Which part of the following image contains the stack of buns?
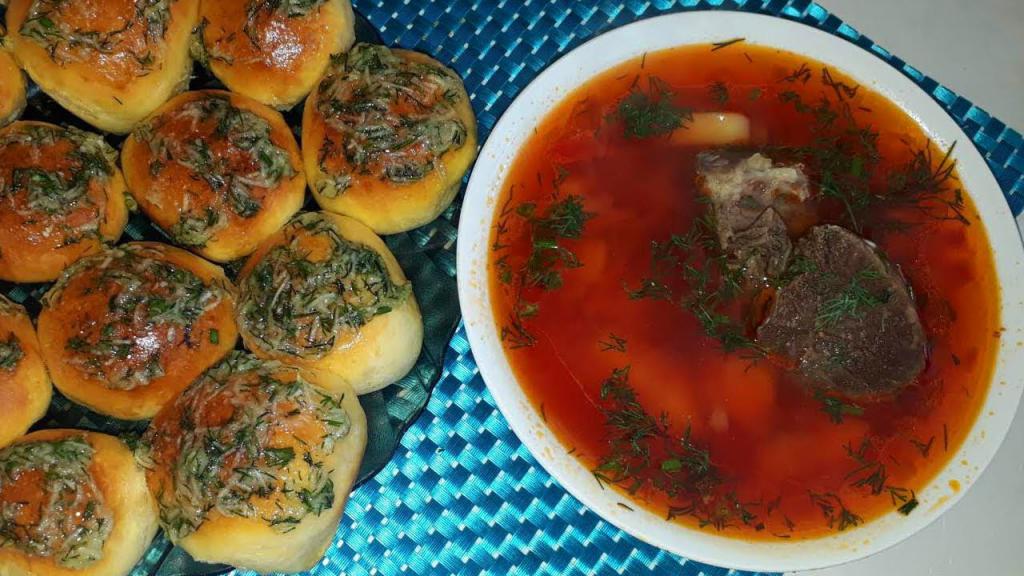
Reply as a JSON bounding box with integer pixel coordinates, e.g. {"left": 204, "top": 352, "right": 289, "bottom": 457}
{"left": 0, "top": 0, "right": 476, "bottom": 573}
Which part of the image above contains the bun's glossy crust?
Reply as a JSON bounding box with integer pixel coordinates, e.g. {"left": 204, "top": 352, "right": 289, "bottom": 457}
{"left": 0, "top": 25, "right": 27, "bottom": 127}
{"left": 237, "top": 212, "right": 423, "bottom": 395}
{"left": 0, "top": 297, "right": 51, "bottom": 450}
{"left": 0, "top": 121, "right": 129, "bottom": 283}
{"left": 0, "top": 429, "right": 159, "bottom": 576}
{"left": 37, "top": 242, "right": 238, "bottom": 420}
{"left": 176, "top": 382, "right": 367, "bottom": 572}
{"left": 5, "top": 0, "right": 198, "bottom": 133}
{"left": 199, "top": 0, "right": 354, "bottom": 109}
{"left": 121, "top": 90, "right": 305, "bottom": 262}
{"left": 303, "top": 48, "right": 478, "bottom": 234}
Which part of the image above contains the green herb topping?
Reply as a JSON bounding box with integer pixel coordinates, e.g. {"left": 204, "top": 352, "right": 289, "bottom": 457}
{"left": 0, "top": 335, "right": 23, "bottom": 371}
{"left": 134, "top": 94, "right": 295, "bottom": 247}
{"left": 815, "top": 268, "right": 890, "bottom": 328}
{"left": 243, "top": 0, "right": 328, "bottom": 46}
{"left": 494, "top": 191, "right": 594, "bottom": 349}
{"left": 136, "top": 352, "right": 351, "bottom": 539}
{"left": 614, "top": 76, "right": 692, "bottom": 139}
{"left": 0, "top": 124, "right": 117, "bottom": 245}
{"left": 314, "top": 43, "right": 468, "bottom": 196}
{"left": 0, "top": 436, "right": 113, "bottom": 568}
{"left": 46, "top": 244, "right": 226, "bottom": 391}
{"left": 20, "top": 0, "right": 175, "bottom": 71}
{"left": 593, "top": 366, "right": 763, "bottom": 531}
{"left": 626, "top": 217, "right": 764, "bottom": 357}
{"left": 237, "top": 212, "right": 411, "bottom": 358}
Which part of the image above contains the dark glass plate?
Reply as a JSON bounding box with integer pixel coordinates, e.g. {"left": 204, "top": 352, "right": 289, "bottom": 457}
{"left": 0, "top": 9, "right": 461, "bottom": 576}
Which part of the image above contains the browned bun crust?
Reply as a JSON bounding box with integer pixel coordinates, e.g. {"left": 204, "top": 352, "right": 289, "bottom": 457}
{"left": 0, "top": 429, "right": 159, "bottom": 576}
{"left": 121, "top": 90, "right": 305, "bottom": 262}
{"left": 198, "top": 0, "right": 354, "bottom": 109}
{"left": 0, "top": 295, "right": 51, "bottom": 450}
{"left": 0, "top": 24, "right": 27, "bottom": 127}
{"left": 303, "top": 44, "right": 478, "bottom": 234}
{"left": 236, "top": 212, "right": 423, "bottom": 395}
{"left": 5, "top": 0, "right": 198, "bottom": 134}
{"left": 141, "top": 353, "right": 367, "bottom": 573}
{"left": 37, "top": 242, "right": 238, "bottom": 420}
{"left": 0, "top": 121, "right": 129, "bottom": 283}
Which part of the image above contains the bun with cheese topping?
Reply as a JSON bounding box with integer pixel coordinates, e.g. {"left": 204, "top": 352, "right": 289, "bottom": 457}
{"left": 139, "top": 351, "right": 367, "bottom": 573}
{"left": 5, "top": 0, "right": 199, "bottom": 133}
{"left": 0, "top": 121, "right": 129, "bottom": 283}
{"left": 122, "top": 90, "right": 305, "bottom": 262}
{"left": 303, "top": 43, "right": 478, "bottom": 234}
{"left": 235, "top": 211, "right": 423, "bottom": 395}
{"left": 37, "top": 242, "right": 237, "bottom": 420}
{"left": 0, "top": 295, "right": 51, "bottom": 450}
{"left": 0, "top": 429, "right": 158, "bottom": 576}
{"left": 196, "top": 0, "right": 355, "bottom": 109}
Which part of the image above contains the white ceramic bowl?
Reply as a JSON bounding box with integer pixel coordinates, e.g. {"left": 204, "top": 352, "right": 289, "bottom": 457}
{"left": 456, "top": 11, "right": 1024, "bottom": 573}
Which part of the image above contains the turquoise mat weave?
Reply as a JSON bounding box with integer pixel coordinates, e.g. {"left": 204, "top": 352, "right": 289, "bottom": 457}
{"left": 237, "top": 1, "right": 1024, "bottom": 575}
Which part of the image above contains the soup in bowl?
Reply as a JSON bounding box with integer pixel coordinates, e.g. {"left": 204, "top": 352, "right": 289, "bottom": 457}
{"left": 457, "top": 11, "right": 1024, "bottom": 572}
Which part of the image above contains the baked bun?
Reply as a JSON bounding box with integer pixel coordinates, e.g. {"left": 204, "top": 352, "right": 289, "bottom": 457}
{"left": 0, "top": 24, "right": 27, "bottom": 127}
{"left": 236, "top": 211, "right": 422, "bottom": 394}
{"left": 37, "top": 242, "right": 237, "bottom": 420}
{"left": 139, "top": 351, "right": 367, "bottom": 573}
{"left": 5, "top": 0, "right": 198, "bottom": 134}
{"left": 0, "top": 295, "right": 50, "bottom": 449}
{"left": 303, "top": 43, "right": 478, "bottom": 234}
{"left": 122, "top": 90, "right": 305, "bottom": 262}
{"left": 196, "top": 0, "right": 354, "bottom": 109}
{"left": 0, "top": 121, "right": 129, "bottom": 283}
{"left": 0, "top": 429, "right": 158, "bottom": 576}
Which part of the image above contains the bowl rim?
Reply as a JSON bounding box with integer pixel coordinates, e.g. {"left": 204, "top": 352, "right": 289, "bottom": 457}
{"left": 456, "top": 10, "right": 1024, "bottom": 573}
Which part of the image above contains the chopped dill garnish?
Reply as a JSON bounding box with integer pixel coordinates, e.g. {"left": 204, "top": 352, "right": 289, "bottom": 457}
{"left": 497, "top": 194, "right": 594, "bottom": 349}
{"left": 599, "top": 333, "right": 628, "bottom": 353}
{"left": 614, "top": 76, "right": 692, "bottom": 139}
{"left": 782, "top": 62, "right": 812, "bottom": 84}
{"left": 844, "top": 438, "right": 888, "bottom": 495}
{"left": 809, "top": 491, "right": 862, "bottom": 531}
{"left": 625, "top": 223, "right": 764, "bottom": 358}
{"left": 593, "top": 366, "right": 763, "bottom": 531}
{"left": 710, "top": 37, "right": 745, "bottom": 51}
{"left": 814, "top": 390, "right": 864, "bottom": 424}
{"left": 815, "top": 268, "right": 890, "bottom": 328}
{"left": 709, "top": 81, "right": 729, "bottom": 106}
{"left": 910, "top": 436, "right": 935, "bottom": 458}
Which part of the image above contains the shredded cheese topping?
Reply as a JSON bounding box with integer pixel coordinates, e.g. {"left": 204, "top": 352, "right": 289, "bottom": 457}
{"left": 0, "top": 436, "right": 113, "bottom": 568}
{"left": 138, "top": 352, "right": 351, "bottom": 539}
{"left": 314, "top": 43, "right": 469, "bottom": 196}
{"left": 237, "top": 212, "right": 410, "bottom": 358}
{"left": 46, "top": 244, "right": 225, "bottom": 391}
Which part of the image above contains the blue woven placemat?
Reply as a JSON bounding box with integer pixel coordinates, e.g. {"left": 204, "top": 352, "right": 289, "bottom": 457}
{"left": 234, "top": 1, "right": 1024, "bottom": 575}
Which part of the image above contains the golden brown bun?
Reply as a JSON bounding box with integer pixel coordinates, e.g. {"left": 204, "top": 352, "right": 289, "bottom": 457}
{"left": 303, "top": 44, "right": 478, "bottom": 234}
{"left": 121, "top": 90, "right": 305, "bottom": 262}
{"left": 0, "top": 429, "right": 159, "bottom": 576}
{"left": 0, "top": 24, "right": 27, "bottom": 127}
{"left": 0, "top": 296, "right": 51, "bottom": 450}
{"left": 141, "top": 352, "right": 367, "bottom": 573}
{"left": 198, "top": 0, "right": 354, "bottom": 109}
{"left": 5, "top": 0, "right": 198, "bottom": 134}
{"left": 0, "top": 121, "right": 129, "bottom": 283}
{"left": 37, "top": 242, "right": 238, "bottom": 420}
{"left": 236, "top": 212, "right": 423, "bottom": 395}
